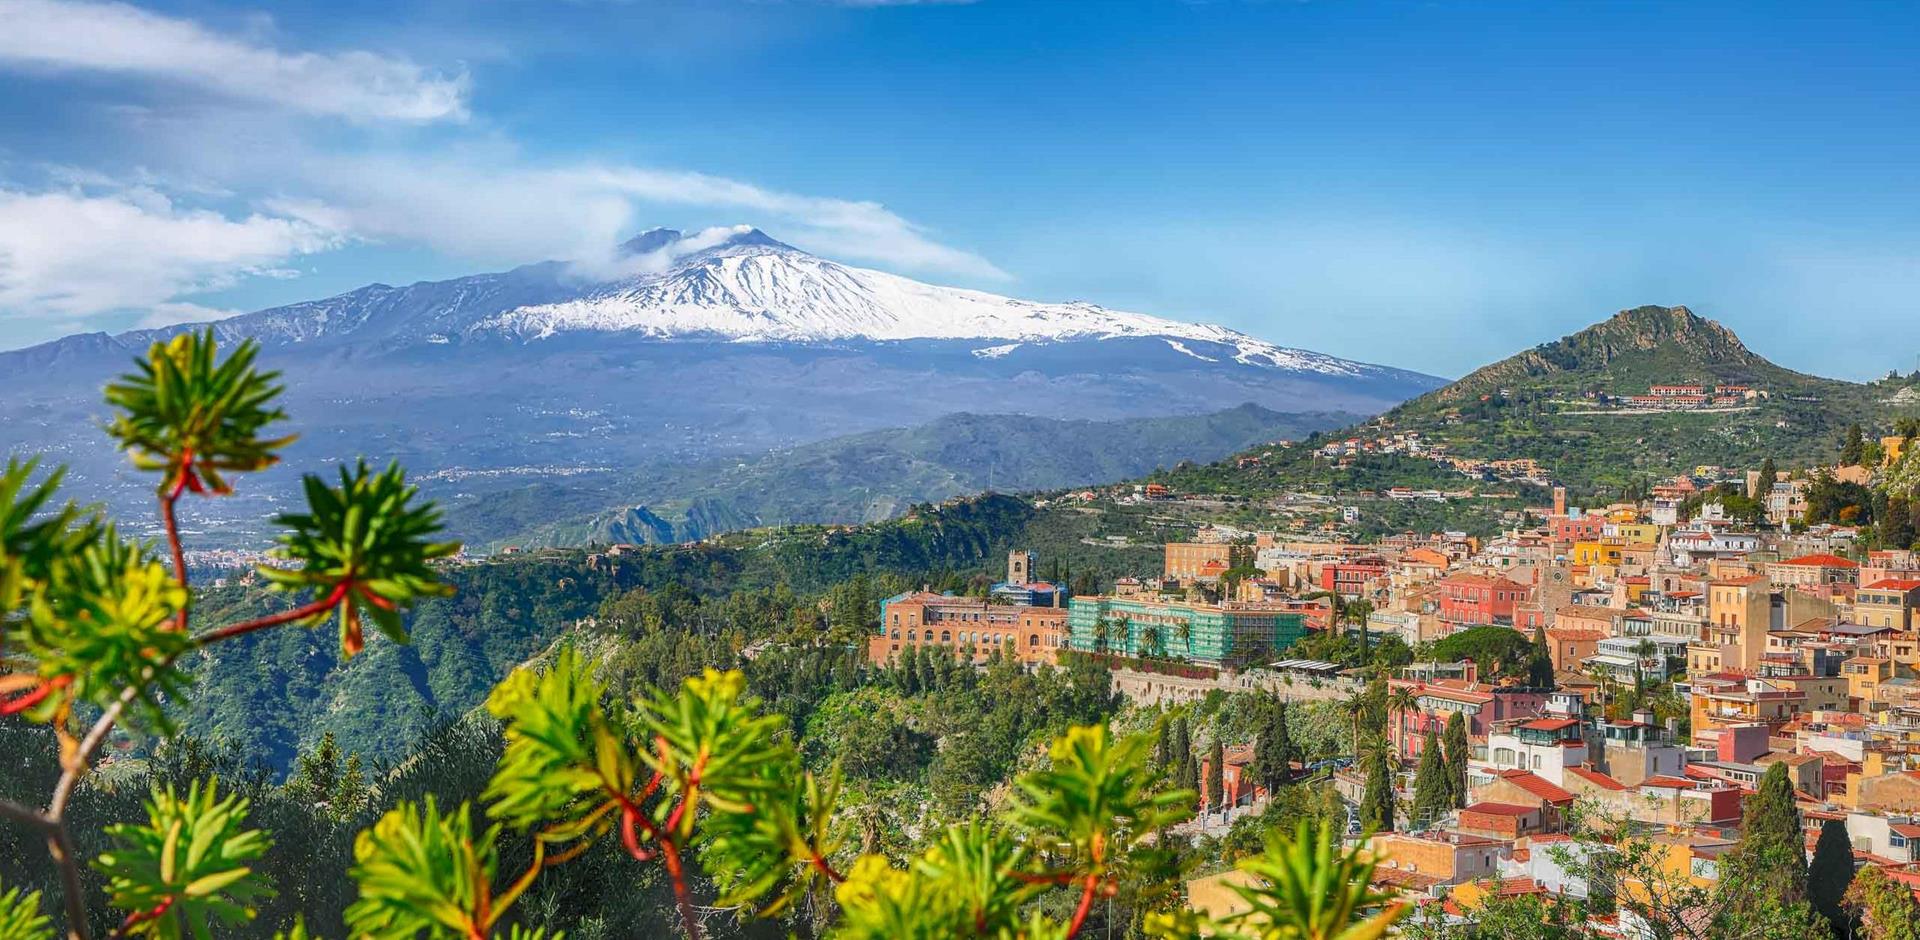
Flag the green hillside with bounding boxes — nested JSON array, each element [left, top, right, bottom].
[[453, 403, 1354, 549], [1164, 305, 1920, 497]]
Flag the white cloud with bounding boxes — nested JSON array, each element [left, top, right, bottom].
[[137, 301, 245, 329], [0, 186, 338, 324], [269, 154, 1008, 281], [0, 0, 469, 122]]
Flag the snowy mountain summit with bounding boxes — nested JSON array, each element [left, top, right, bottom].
[[467, 226, 1383, 377]]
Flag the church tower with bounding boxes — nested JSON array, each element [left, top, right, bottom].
[[1007, 549, 1034, 584]]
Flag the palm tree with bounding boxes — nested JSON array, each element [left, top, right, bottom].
[[1174, 619, 1193, 655], [1340, 691, 1367, 757], [1386, 686, 1419, 755], [1141, 623, 1163, 659], [1633, 638, 1658, 693]]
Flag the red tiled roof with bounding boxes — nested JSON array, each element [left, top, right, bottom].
[[1779, 553, 1858, 568], [1464, 802, 1539, 817], [1863, 578, 1920, 591], [1565, 766, 1628, 791], [1496, 770, 1577, 804], [1520, 718, 1581, 732]]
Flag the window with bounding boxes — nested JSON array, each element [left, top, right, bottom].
[[940, 631, 951, 643]]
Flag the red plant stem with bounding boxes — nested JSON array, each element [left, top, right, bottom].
[[1065, 871, 1100, 939], [111, 897, 173, 939], [191, 584, 348, 647], [808, 850, 846, 884], [658, 838, 703, 940], [159, 489, 188, 630]]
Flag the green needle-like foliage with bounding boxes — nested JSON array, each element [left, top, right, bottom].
[[19, 532, 190, 731], [93, 778, 274, 940], [639, 668, 790, 837], [1212, 821, 1406, 940], [484, 649, 633, 845], [104, 331, 293, 496], [1011, 725, 1192, 866], [697, 763, 845, 916], [0, 881, 53, 940], [262, 460, 459, 656], [912, 822, 1041, 934], [346, 797, 506, 940], [0, 458, 98, 615]]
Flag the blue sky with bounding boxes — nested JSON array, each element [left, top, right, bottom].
[[4, 0, 1920, 379]]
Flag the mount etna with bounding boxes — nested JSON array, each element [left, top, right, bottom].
[[0, 227, 1441, 546]]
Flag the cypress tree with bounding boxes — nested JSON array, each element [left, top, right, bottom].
[[1734, 762, 1808, 902], [1410, 730, 1448, 829], [1443, 710, 1470, 808], [1527, 624, 1556, 689], [1361, 745, 1395, 833], [1207, 738, 1226, 813], [1272, 699, 1295, 776], [1807, 816, 1855, 936]]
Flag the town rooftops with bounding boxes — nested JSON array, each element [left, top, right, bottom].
[[1778, 553, 1859, 568], [1518, 717, 1581, 733], [1462, 801, 1539, 817]]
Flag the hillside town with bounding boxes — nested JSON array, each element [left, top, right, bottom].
[[867, 429, 1920, 936]]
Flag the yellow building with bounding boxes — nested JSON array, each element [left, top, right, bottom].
[[1843, 656, 1895, 709], [1692, 576, 1771, 673], [1571, 541, 1625, 568], [1856, 578, 1920, 631], [1884, 436, 1910, 468]]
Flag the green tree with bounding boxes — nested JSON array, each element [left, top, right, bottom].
[[1409, 730, 1448, 830], [1730, 762, 1808, 903], [1528, 624, 1556, 689], [1442, 710, 1470, 809], [1845, 864, 1920, 940], [1207, 737, 1227, 813], [1807, 816, 1855, 937], [1843, 423, 1866, 466], [1360, 744, 1394, 833]]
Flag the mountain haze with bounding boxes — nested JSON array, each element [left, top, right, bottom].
[[460, 403, 1355, 549]]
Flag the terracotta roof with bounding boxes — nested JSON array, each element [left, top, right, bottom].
[[1565, 766, 1627, 791], [1863, 578, 1920, 591], [1778, 553, 1858, 568], [1519, 718, 1581, 732], [1463, 801, 1539, 817], [1495, 770, 1577, 804]]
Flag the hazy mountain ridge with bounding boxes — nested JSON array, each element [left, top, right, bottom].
[[450, 403, 1353, 549]]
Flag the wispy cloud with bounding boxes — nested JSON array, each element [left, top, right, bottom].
[[0, 186, 337, 325], [269, 154, 1007, 281], [0, 0, 470, 122]]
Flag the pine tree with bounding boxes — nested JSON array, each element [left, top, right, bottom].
[[1207, 738, 1226, 813], [1410, 730, 1448, 830], [1808, 816, 1855, 936], [1442, 710, 1470, 808], [1733, 762, 1808, 902], [1361, 745, 1395, 833]]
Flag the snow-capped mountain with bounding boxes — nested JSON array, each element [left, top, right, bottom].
[[0, 227, 1443, 547], [460, 228, 1379, 377]]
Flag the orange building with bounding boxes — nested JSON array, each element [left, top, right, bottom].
[[869, 592, 1068, 667]]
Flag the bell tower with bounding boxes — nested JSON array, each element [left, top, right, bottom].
[[1007, 549, 1034, 584]]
